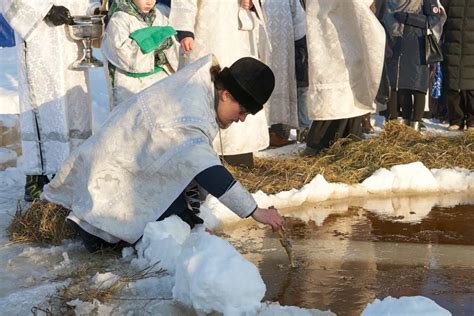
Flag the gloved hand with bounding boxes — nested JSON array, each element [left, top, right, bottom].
[[393, 12, 408, 24], [45, 5, 73, 26]]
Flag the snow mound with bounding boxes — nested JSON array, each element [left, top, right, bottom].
[[132, 215, 190, 274], [173, 232, 266, 315]]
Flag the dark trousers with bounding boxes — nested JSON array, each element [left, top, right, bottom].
[[386, 89, 425, 121], [306, 116, 363, 151], [447, 89, 474, 127]]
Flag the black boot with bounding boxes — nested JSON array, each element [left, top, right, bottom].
[[24, 175, 50, 202]]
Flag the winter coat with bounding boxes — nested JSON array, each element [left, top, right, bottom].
[[102, 10, 180, 108], [383, 0, 443, 93], [169, 0, 269, 155], [0, 0, 99, 175], [441, 0, 474, 90]]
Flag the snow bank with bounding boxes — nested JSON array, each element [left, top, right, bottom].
[[362, 296, 451, 316], [202, 162, 474, 228]]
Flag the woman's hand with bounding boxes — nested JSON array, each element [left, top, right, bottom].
[[180, 37, 194, 53], [251, 206, 284, 231], [241, 0, 254, 10]]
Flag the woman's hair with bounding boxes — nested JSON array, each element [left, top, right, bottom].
[[210, 64, 226, 91]]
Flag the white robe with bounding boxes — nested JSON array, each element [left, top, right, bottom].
[[259, 0, 306, 128], [169, 0, 269, 155], [0, 0, 100, 175], [101, 10, 180, 108], [43, 55, 257, 244], [305, 0, 385, 120]]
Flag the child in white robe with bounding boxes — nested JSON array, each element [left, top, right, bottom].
[[101, 0, 179, 108]]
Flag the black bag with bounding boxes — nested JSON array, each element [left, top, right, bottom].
[[425, 21, 443, 64]]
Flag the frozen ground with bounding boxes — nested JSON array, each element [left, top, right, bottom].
[[0, 46, 471, 315]]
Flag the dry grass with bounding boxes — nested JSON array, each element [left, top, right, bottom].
[[227, 122, 474, 194], [8, 199, 77, 244]]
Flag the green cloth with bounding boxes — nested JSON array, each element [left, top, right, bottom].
[[130, 26, 176, 54]]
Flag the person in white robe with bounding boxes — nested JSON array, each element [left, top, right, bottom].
[[101, 0, 180, 108], [42, 54, 283, 252], [259, 0, 306, 147], [169, 0, 269, 166], [303, 0, 386, 155], [0, 0, 101, 200]]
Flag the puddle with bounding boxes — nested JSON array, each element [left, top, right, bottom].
[[222, 193, 474, 315]]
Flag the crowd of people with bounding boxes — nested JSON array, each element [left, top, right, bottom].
[[0, 0, 472, 252]]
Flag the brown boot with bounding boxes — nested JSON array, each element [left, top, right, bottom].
[[269, 131, 296, 147], [361, 114, 375, 134]]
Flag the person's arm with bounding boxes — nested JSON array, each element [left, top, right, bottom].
[[0, 0, 53, 41], [393, 12, 427, 29], [194, 166, 284, 230], [169, 0, 197, 53]]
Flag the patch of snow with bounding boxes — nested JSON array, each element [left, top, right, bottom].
[[362, 296, 451, 316], [91, 272, 120, 290]]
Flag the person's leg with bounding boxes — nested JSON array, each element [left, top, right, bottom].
[[447, 89, 464, 129], [410, 91, 426, 130], [297, 86, 311, 129], [398, 89, 412, 122], [67, 220, 118, 253], [385, 89, 399, 121], [464, 89, 474, 129]]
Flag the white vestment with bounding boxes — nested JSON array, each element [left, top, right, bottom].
[[305, 0, 385, 120], [259, 0, 306, 128], [43, 55, 257, 244], [169, 0, 269, 155], [101, 10, 180, 108], [0, 0, 100, 175]]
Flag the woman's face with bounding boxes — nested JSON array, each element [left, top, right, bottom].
[[133, 0, 156, 13], [216, 90, 249, 129]]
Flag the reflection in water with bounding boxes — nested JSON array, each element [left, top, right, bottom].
[[223, 193, 474, 316]]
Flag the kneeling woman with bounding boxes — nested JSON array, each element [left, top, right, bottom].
[[42, 55, 284, 252]]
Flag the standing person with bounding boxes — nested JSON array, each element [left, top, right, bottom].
[[102, 0, 179, 108], [304, 0, 386, 155], [259, 0, 306, 147], [169, 0, 269, 167], [0, 0, 101, 201], [442, 0, 474, 131], [383, 0, 444, 131], [43, 54, 283, 252]]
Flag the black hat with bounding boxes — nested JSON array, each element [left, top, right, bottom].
[[217, 57, 275, 115]]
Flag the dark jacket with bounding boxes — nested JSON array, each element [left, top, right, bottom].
[[442, 0, 474, 90], [383, 0, 440, 93]]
